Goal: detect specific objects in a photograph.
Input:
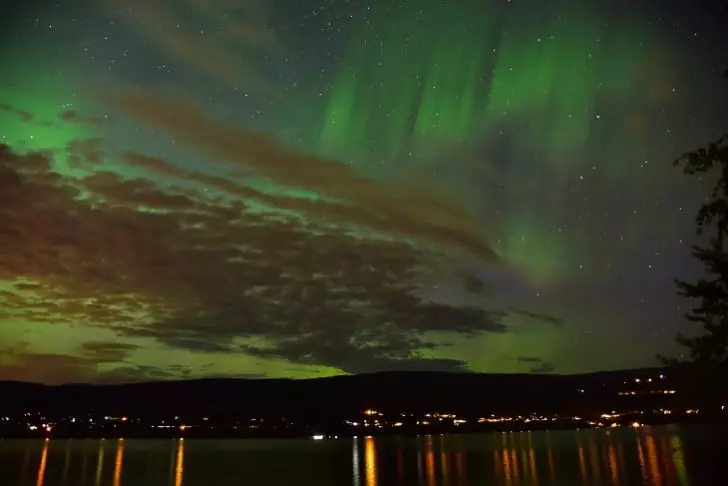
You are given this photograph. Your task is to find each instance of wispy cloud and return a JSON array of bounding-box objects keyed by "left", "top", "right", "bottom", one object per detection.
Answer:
[
  {"left": 113, "top": 0, "right": 284, "bottom": 93},
  {"left": 102, "top": 91, "right": 500, "bottom": 261}
]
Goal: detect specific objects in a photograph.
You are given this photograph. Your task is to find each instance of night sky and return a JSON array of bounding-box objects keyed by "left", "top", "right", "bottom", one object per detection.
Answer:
[{"left": 1, "top": 0, "right": 726, "bottom": 384}]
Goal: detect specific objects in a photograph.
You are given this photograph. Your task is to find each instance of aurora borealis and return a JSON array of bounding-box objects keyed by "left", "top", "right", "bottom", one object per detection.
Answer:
[{"left": 1, "top": 0, "right": 727, "bottom": 384}]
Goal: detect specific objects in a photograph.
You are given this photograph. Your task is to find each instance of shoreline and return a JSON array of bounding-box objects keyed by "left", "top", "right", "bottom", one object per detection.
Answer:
[{"left": 2, "top": 416, "right": 724, "bottom": 440}]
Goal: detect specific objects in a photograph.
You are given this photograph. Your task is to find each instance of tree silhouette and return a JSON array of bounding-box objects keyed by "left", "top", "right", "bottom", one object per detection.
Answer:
[{"left": 667, "top": 70, "right": 728, "bottom": 364}]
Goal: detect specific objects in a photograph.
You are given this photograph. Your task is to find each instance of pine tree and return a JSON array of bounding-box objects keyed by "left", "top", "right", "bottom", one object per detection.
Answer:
[
  {"left": 671, "top": 131, "right": 728, "bottom": 363},
  {"left": 670, "top": 69, "right": 728, "bottom": 364}
]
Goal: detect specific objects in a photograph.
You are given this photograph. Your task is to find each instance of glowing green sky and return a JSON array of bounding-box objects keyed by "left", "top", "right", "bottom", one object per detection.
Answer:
[{"left": 0, "top": 0, "right": 726, "bottom": 383}]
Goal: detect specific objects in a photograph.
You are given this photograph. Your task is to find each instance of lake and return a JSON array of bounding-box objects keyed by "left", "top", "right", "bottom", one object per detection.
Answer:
[{"left": 1, "top": 425, "right": 725, "bottom": 485}]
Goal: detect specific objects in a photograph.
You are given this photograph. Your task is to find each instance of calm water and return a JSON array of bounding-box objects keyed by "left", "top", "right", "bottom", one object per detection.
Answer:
[{"left": 1, "top": 425, "right": 726, "bottom": 485}]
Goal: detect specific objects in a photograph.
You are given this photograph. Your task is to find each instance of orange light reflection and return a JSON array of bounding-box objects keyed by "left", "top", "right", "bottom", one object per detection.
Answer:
[
  {"left": 644, "top": 433, "right": 663, "bottom": 486},
  {"left": 424, "top": 436, "right": 435, "bottom": 486},
  {"left": 174, "top": 439, "right": 185, "bottom": 486},
  {"left": 35, "top": 440, "right": 49, "bottom": 486},
  {"left": 607, "top": 441, "right": 620, "bottom": 486},
  {"left": 113, "top": 439, "right": 124, "bottom": 486},
  {"left": 577, "top": 438, "right": 587, "bottom": 482},
  {"left": 547, "top": 439, "right": 555, "bottom": 480},
  {"left": 588, "top": 441, "right": 601, "bottom": 480}
]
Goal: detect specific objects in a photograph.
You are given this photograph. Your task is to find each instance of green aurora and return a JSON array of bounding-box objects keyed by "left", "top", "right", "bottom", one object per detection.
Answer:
[{"left": 0, "top": 0, "right": 724, "bottom": 383}]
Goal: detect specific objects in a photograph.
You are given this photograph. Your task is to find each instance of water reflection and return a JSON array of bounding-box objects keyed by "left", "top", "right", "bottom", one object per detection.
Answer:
[
  {"left": 424, "top": 436, "right": 435, "bottom": 486},
  {"left": 455, "top": 450, "right": 465, "bottom": 486},
  {"left": 396, "top": 440, "right": 405, "bottom": 485},
  {"left": 364, "top": 436, "right": 377, "bottom": 486},
  {"left": 577, "top": 436, "right": 587, "bottom": 482},
  {"left": 353, "top": 438, "right": 361, "bottom": 486},
  {"left": 112, "top": 439, "right": 124, "bottom": 486},
  {"left": 173, "top": 439, "right": 185, "bottom": 486},
  {"left": 94, "top": 440, "right": 105, "bottom": 486},
  {"left": 545, "top": 433, "right": 555, "bottom": 481},
  {"left": 606, "top": 437, "right": 620, "bottom": 485},
  {"left": 439, "top": 440, "right": 450, "bottom": 486},
  {"left": 61, "top": 441, "right": 71, "bottom": 485},
  {"left": 644, "top": 434, "right": 663, "bottom": 485},
  {"left": 670, "top": 433, "right": 690, "bottom": 486},
  {"left": 35, "top": 439, "right": 48, "bottom": 486},
  {"left": 4, "top": 426, "right": 718, "bottom": 486}
]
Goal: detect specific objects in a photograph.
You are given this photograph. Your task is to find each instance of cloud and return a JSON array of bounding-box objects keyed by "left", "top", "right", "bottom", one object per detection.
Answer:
[
  {"left": 508, "top": 309, "right": 564, "bottom": 326},
  {"left": 112, "top": 0, "right": 283, "bottom": 93},
  {"left": 101, "top": 91, "right": 499, "bottom": 262},
  {"left": 514, "top": 356, "right": 556, "bottom": 374},
  {"left": 0, "top": 340, "right": 185, "bottom": 385},
  {"left": 61, "top": 110, "right": 105, "bottom": 127},
  {"left": 0, "top": 143, "right": 519, "bottom": 381},
  {"left": 0, "top": 103, "right": 33, "bottom": 122},
  {"left": 66, "top": 138, "right": 105, "bottom": 168}
]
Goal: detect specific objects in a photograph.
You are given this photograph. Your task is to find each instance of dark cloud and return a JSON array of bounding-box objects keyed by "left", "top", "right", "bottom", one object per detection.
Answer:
[
  {"left": 514, "top": 356, "right": 556, "bottom": 374},
  {"left": 508, "top": 308, "right": 564, "bottom": 326},
  {"left": 0, "top": 340, "right": 185, "bottom": 385},
  {"left": 0, "top": 103, "right": 33, "bottom": 122},
  {"left": 0, "top": 103, "right": 52, "bottom": 127},
  {"left": 0, "top": 143, "right": 526, "bottom": 380},
  {"left": 61, "top": 110, "right": 105, "bottom": 126},
  {"left": 66, "top": 138, "right": 105, "bottom": 168},
  {"left": 101, "top": 92, "right": 499, "bottom": 261}
]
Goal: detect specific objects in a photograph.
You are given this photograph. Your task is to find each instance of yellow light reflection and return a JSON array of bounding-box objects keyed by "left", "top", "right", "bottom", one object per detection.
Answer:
[
  {"left": 670, "top": 434, "right": 690, "bottom": 486},
  {"left": 365, "top": 436, "right": 378, "bottom": 486},
  {"left": 499, "top": 434, "right": 513, "bottom": 486},
  {"left": 510, "top": 448, "right": 520, "bottom": 483},
  {"left": 526, "top": 432, "right": 537, "bottom": 486},
  {"left": 174, "top": 439, "right": 185, "bottom": 486},
  {"left": 502, "top": 449, "right": 512, "bottom": 486},
  {"left": 455, "top": 451, "right": 465, "bottom": 486},
  {"left": 440, "top": 450, "right": 453, "bottom": 486},
  {"left": 95, "top": 441, "right": 105, "bottom": 486},
  {"left": 35, "top": 439, "right": 49, "bottom": 486},
  {"left": 528, "top": 448, "right": 538, "bottom": 486},
  {"left": 636, "top": 434, "right": 648, "bottom": 485},
  {"left": 113, "top": 439, "right": 125, "bottom": 486}
]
